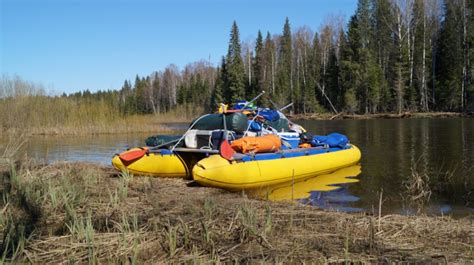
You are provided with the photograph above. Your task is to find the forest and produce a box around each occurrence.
[2,0,474,121]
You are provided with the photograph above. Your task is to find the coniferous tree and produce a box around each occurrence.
[437,0,464,110]
[254,30,265,103]
[276,18,293,106]
[372,0,395,111]
[306,33,322,113]
[224,21,246,103]
[294,27,315,113]
[468,0,474,110]
[263,32,276,101]
[211,58,225,110]
[119,80,132,115]
[151,73,160,113]
[134,76,148,114]
[355,0,379,113]
[341,15,361,113]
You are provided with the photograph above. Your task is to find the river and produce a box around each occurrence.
[12,117,474,216]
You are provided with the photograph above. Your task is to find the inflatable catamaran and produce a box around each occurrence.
[112,92,361,190]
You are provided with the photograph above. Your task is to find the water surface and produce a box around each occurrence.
[10,117,474,216]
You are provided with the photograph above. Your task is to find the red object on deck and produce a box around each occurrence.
[219,140,235,160]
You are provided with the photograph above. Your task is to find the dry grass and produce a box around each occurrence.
[0,135,27,164]
[0,114,180,136]
[0,81,199,136]
[16,105,201,136]
[402,158,433,212]
[0,162,472,264]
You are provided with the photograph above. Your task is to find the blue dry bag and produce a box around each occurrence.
[311,133,349,148]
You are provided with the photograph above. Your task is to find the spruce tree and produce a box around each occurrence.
[276,18,293,105]
[263,32,276,104]
[134,76,147,114]
[119,80,132,115]
[254,30,265,103]
[341,15,361,113]
[437,0,463,110]
[372,0,395,110]
[306,33,322,112]
[468,0,474,110]
[211,57,225,110]
[355,0,378,113]
[151,73,160,113]
[225,21,246,103]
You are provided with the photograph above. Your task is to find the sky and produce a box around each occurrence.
[1,0,357,94]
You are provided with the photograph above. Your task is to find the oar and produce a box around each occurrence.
[118,138,181,162]
[219,113,235,160]
[118,147,149,162]
[241,90,265,109]
[269,100,293,112]
[279,102,294,112]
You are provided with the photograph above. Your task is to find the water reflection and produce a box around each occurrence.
[298,118,474,216]
[250,165,362,212]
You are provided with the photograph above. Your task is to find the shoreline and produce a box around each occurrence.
[288,111,474,121]
[0,162,472,263]
[1,111,472,137]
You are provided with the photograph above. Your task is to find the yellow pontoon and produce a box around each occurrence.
[192,144,361,190]
[112,148,188,177]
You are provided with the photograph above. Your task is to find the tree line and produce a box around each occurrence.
[4,0,473,116]
[216,0,474,114]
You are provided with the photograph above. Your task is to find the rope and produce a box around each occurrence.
[243,114,261,136]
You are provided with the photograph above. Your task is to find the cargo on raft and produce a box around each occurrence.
[112,96,362,190]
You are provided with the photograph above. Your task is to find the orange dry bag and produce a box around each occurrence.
[231,134,281,154]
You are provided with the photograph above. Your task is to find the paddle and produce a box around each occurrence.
[118,138,182,162]
[241,90,265,109]
[219,113,235,160]
[119,147,149,162]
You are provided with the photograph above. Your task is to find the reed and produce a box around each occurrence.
[0,77,202,136]
[402,158,432,211]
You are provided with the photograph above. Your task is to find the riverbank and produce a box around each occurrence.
[3,111,471,137]
[288,111,473,121]
[0,113,191,136]
[0,101,200,136]
[1,161,472,263]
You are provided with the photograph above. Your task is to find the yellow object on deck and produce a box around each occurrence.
[192,145,362,190]
[112,148,187,178]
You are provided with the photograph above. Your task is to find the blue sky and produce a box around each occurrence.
[1,0,357,93]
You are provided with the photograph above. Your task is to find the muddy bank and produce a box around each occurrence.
[0,162,472,263]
